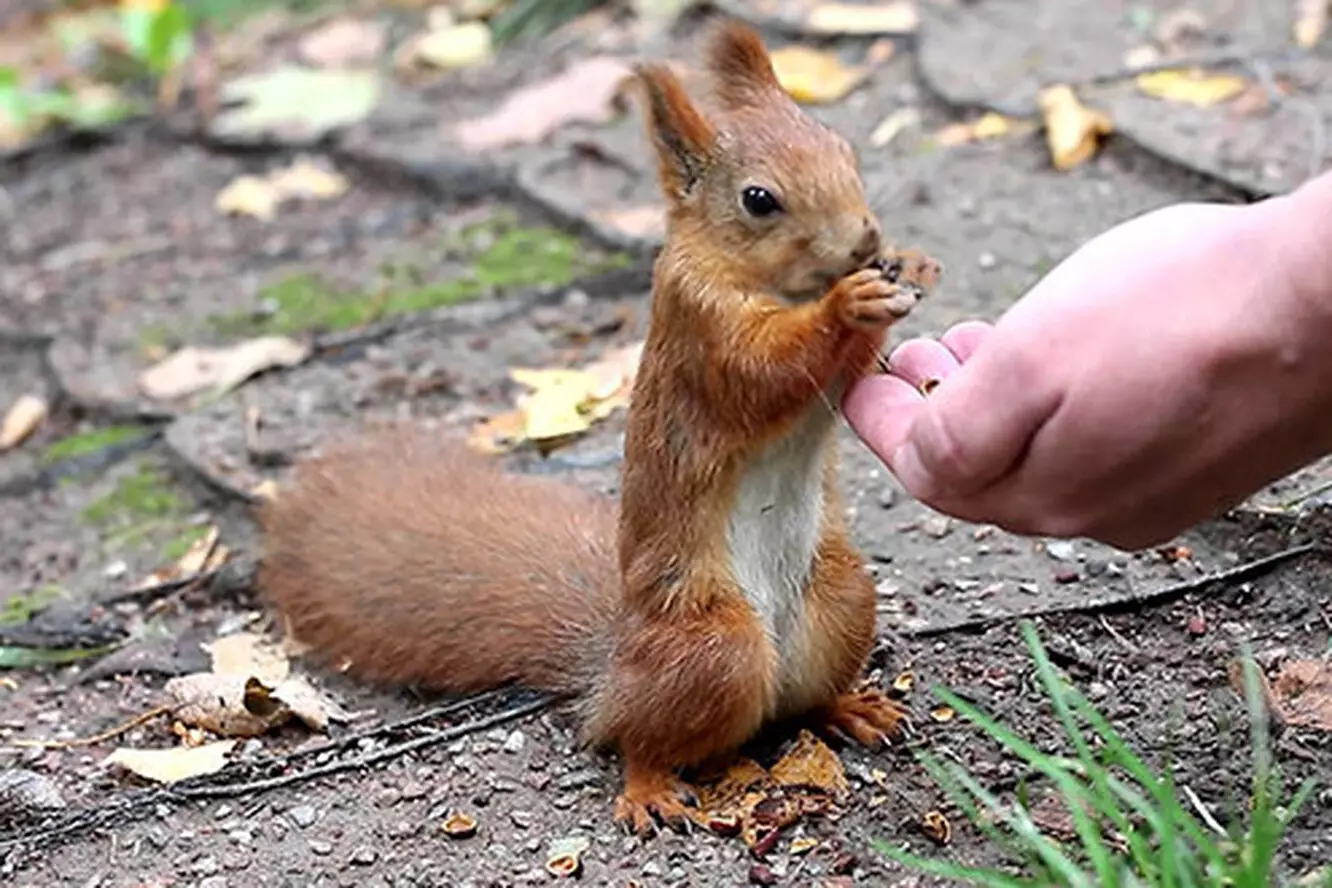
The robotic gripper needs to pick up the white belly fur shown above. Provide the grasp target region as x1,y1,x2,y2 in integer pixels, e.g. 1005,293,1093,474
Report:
725,396,837,703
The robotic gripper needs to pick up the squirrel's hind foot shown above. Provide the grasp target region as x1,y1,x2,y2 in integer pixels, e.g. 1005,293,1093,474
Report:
823,688,912,750
614,761,699,837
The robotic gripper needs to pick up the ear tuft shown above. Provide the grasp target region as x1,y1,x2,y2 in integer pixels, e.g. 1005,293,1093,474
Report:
633,63,718,203
704,20,784,109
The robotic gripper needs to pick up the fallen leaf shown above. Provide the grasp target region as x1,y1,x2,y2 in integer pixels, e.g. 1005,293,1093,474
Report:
1135,68,1249,107
0,394,48,450
591,205,665,240
267,158,349,200
930,704,955,722
138,336,311,401
869,106,920,147
270,673,349,731
769,729,849,798
215,175,280,220
131,525,227,590
210,66,380,145
104,740,236,783
165,673,291,736
769,45,868,104
513,368,599,442
1037,84,1112,172
805,1,919,35
412,21,494,69
205,631,290,685
921,809,952,845
455,56,632,151
298,18,387,68
1271,658,1332,731
935,111,1019,146
1295,0,1329,48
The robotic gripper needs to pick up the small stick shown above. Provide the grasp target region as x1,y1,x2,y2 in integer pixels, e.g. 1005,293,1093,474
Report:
11,706,172,750
1181,784,1227,836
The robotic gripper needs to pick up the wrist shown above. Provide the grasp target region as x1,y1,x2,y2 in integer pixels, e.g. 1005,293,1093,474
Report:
1258,170,1332,339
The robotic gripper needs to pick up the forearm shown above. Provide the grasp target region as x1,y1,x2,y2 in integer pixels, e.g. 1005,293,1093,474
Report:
1264,169,1332,336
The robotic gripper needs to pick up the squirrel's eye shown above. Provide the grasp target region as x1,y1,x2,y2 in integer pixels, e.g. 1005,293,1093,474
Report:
741,186,783,218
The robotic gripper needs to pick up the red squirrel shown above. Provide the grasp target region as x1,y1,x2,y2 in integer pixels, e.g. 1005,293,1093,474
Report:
257,20,942,836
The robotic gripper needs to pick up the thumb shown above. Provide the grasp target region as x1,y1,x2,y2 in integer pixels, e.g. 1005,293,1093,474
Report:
849,343,1063,502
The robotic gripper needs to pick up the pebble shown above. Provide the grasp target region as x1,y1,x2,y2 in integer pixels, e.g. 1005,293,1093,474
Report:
877,486,897,509
555,768,600,791
192,856,220,876
977,251,997,269
920,515,953,539
0,769,66,822
198,878,228,888
1044,540,1077,561
749,863,778,885
349,847,378,866
213,804,233,820
510,810,533,829
1054,569,1080,584
288,804,318,828
308,840,333,856
502,730,526,754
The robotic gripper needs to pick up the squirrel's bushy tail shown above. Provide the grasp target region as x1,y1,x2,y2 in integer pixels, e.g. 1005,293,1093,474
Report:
257,429,619,697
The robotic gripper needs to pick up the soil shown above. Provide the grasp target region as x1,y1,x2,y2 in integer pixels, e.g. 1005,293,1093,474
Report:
3,1,1331,886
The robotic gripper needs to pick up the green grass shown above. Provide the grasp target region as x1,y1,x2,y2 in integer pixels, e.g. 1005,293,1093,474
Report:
80,462,186,547
209,220,626,338
161,524,212,562
40,424,150,466
1,585,63,626
878,620,1320,888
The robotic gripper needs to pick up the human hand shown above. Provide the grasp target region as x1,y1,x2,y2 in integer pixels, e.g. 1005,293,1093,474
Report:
843,196,1332,550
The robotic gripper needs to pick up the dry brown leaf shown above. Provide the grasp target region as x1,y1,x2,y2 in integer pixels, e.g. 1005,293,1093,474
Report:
130,525,227,590
1271,658,1332,731
138,336,311,401
165,673,292,737
1038,84,1112,171
769,45,868,104
1295,0,1329,48
205,631,290,685
298,18,387,68
104,740,237,784
769,729,849,797
270,674,350,732
591,205,665,240
805,1,919,35
0,394,48,450
1135,68,1249,107
455,57,631,151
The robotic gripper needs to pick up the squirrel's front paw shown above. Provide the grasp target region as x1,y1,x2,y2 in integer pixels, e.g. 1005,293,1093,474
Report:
873,247,943,295
830,267,920,332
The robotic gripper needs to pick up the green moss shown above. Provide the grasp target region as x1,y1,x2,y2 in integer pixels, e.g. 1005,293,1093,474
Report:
41,425,149,466
1,585,63,626
207,218,631,338
162,525,211,562
81,463,185,538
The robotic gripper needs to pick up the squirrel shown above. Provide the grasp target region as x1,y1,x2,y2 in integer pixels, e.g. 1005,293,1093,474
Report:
257,20,942,836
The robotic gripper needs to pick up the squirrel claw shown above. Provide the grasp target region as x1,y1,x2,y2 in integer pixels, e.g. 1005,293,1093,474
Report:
824,688,912,750
613,766,698,838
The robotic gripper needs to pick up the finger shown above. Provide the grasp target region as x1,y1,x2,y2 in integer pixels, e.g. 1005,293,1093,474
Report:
940,321,993,362
842,373,927,465
886,340,964,390
890,344,1063,500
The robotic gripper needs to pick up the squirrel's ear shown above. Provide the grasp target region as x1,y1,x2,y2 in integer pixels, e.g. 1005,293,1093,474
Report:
634,63,718,203
705,20,784,109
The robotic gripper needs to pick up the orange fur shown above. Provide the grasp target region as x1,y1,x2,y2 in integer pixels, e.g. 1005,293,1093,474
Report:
256,19,943,837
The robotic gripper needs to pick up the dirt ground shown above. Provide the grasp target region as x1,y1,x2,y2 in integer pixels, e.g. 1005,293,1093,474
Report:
3,1,1331,886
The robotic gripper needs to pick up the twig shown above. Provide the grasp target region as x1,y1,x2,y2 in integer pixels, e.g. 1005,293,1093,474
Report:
1097,615,1136,655
1181,784,1227,836
10,706,171,750
170,694,554,801
905,543,1325,637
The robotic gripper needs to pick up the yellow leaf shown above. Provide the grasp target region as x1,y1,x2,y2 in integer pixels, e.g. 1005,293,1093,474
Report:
0,394,48,450
1295,0,1329,48
935,111,1018,146
511,368,598,441
869,106,920,147
1038,85,1112,172
1134,68,1249,107
805,1,919,35
268,158,349,199
412,21,494,69
215,174,280,220
769,45,867,104
104,740,237,784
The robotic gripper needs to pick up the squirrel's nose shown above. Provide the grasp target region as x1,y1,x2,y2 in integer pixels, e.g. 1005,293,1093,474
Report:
850,216,882,265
